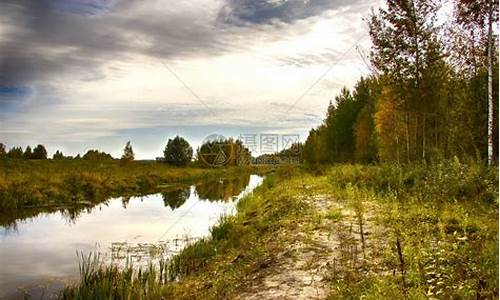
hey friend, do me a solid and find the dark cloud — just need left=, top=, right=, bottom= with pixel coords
left=217, top=0, right=355, bottom=25
left=0, top=0, right=240, bottom=88
left=1, top=0, right=131, bottom=86
left=0, top=0, right=368, bottom=92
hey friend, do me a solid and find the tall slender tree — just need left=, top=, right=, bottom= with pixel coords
left=454, top=0, right=499, bottom=163
left=121, top=141, right=135, bottom=162
left=487, top=0, right=495, bottom=165
left=369, top=0, right=444, bottom=162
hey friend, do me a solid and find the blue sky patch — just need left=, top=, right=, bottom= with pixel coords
left=0, top=86, right=32, bottom=112
left=42, top=0, right=117, bottom=16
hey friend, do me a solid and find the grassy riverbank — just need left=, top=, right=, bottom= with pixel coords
left=61, top=160, right=498, bottom=299
left=0, top=160, right=271, bottom=226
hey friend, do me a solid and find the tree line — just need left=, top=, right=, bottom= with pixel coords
left=0, top=144, right=49, bottom=160
left=163, top=136, right=252, bottom=167
left=0, top=143, right=116, bottom=161
left=303, top=0, right=498, bottom=165
left=0, top=135, right=252, bottom=167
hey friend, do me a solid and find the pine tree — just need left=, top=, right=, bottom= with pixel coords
left=121, top=141, right=135, bottom=162
left=53, top=150, right=64, bottom=160
left=7, top=147, right=23, bottom=159
left=23, top=146, right=32, bottom=159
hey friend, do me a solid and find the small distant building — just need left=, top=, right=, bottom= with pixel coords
left=156, top=157, right=165, bottom=162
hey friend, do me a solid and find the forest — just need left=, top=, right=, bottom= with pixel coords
left=303, top=0, right=498, bottom=165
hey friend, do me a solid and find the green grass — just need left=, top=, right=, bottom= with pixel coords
left=61, top=252, right=166, bottom=300
left=0, top=159, right=272, bottom=226
left=325, top=160, right=498, bottom=299
left=59, top=161, right=498, bottom=299
left=324, top=208, right=343, bottom=222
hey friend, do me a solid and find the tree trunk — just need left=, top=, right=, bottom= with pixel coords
left=423, top=114, right=426, bottom=160
left=487, top=0, right=494, bottom=165
left=395, top=111, right=401, bottom=165
left=396, top=135, right=400, bottom=166
left=406, top=112, right=411, bottom=163
left=415, top=113, right=419, bottom=160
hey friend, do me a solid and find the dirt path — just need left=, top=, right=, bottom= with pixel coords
left=238, top=193, right=381, bottom=300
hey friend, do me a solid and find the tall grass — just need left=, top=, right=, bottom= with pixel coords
left=62, top=252, right=165, bottom=300
left=326, top=158, right=498, bottom=203
left=61, top=224, right=252, bottom=299
left=326, top=159, right=498, bottom=299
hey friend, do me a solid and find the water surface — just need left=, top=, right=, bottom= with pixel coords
left=0, top=174, right=263, bottom=299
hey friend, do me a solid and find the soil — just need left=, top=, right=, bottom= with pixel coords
left=238, top=194, right=382, bottom=299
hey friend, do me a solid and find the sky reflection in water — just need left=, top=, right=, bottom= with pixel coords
left=0, top=175, right=263, bottom=299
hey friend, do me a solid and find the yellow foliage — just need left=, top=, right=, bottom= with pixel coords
left=374, top=86, right=405, bottom=163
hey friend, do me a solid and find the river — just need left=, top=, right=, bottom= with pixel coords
left=0, top=174, right=263, bottom=299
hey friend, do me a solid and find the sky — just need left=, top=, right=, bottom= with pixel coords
left=0, top=0, right=384, bottom=159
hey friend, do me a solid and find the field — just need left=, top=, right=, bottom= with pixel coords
left=61, top=160, right=498, bottom=299
left=0, top=159, right=270, bottom=226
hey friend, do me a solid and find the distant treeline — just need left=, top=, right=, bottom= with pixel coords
left=0, top=143, right=115, bottom=161
left=0, top=135, right=253, bottom=167
left=303, top=0, right=498, bottom=165
left=0, top=144, right=49, bottom=160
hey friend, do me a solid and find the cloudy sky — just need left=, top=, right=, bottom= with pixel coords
left=0, top=0, right=383, bottom=159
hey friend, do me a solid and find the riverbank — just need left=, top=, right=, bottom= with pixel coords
left=62, top=160, right=498, bottom=299
left=0, top=160, right=272, bottom=226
